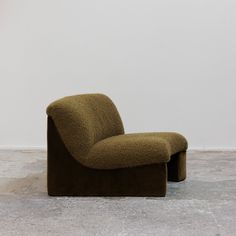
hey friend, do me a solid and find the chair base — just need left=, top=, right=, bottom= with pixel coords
left=167, top=151, right=186, bottom=182
left=47, top=117, right=186, bottom=197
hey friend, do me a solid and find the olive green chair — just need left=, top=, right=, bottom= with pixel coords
left=47, top=94, right=188, bottom=197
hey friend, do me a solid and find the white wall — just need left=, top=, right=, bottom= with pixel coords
left=0, top=0, right=236, bottom=149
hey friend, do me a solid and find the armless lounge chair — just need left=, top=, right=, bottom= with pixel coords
left=47, top=94, right=188, bottom=197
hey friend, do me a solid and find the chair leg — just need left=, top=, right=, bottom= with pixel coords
left=167, top=151, right=186, bottom=182
left=47, top=117, right=167, bottom=197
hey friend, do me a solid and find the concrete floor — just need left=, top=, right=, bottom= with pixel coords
left=0, top=150, right=236, bottom=236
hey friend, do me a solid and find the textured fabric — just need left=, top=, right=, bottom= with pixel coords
left=85, top=132, right=187, bottom=169
left=47, top=93, right=188, bottom=169
left=47, top=94, right=124, bottom=165
left=47, top=117, right=167, bottom=197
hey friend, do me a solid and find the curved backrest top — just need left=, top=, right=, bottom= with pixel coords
left=47, top=93, right=124, bottom=164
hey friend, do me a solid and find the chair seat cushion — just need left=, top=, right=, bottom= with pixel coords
left=84, top=132, right=188, bottom=169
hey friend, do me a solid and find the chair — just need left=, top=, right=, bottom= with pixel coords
left=47, top=94, right=187, bottom=197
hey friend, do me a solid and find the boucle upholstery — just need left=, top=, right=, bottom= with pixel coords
left=86, top=132, right=187, bottom=169
left=47, top=116, right=169, bottom=196
left=47, top=94, right=124, bottom=167
left=47, top=93, right=188, bottom=169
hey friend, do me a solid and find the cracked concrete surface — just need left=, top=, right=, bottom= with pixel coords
left=0, top=150, right=236, bottom=236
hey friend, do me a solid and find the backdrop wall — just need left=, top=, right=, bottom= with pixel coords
left=0, top=0, right=236, bottom=149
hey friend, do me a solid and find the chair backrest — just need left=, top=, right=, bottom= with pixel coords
left=47, top=94, right=124, bottom=163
